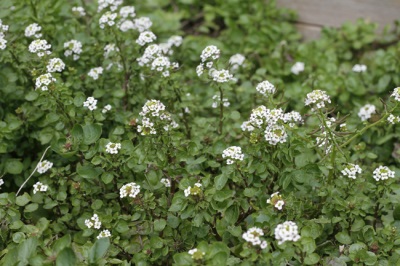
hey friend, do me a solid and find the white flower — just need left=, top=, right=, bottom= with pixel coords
left=133, top=17, right=152, bottom=32
left=267, top=192, right=285, bottom=210
left=99, top=12, right=117, bottom=29
left=98, top=0, right=123, bottom=12
left=0, top=38, right=7, bottom=50
left=283, top=111, right=303, bottom=127
left=373, top=166, right=395, bottom=181
left=83, top=96, right=98, bottom=111
left=37, top=160, right=53, bottom=174
left=136, top=31, right=157, bottom=46
left=341, top=163, right=362, bottom=179
left=105, top=142, right=121, bottom=154
left=104, top=43, right=119, bottom=57
left=358, top=104, right=376, bottom=121
left=291, top=62, right=305, bottom=75
left=211, top=69, right=233, bottom=83
left=35, top=73, right=56, bottom=91
left=119, top=6, right=135, bottom=18
left=88, top=67, right=104, bottom=80
left=97, top=229, right=111, bottom=239
left=391, top=87, right=400, bottom=102
left=167, top=36, right=183, bottom=47
left=265, top=124, right=287, bottom=145
left=352, top=64, right=367, bottom=73
left=242, top=227, right=266, bottom=247
left=140, top=100, right=166, bottom=117
left=102, top=104, right=112, bottom=114
left=46, top=58, right=65, bottom=73
left=274, top=221, right=301, bottom=245
left=119, top=20, right=135, bottom=32
left=64, top=40, right=82, bottom=60
left=33, top=182, right=48, bottom=194
left=222, top=146, right=244, bottom=164
left=184, top=183, right=202, bottom=197
left=388, top=114, right=400, bottom=124
left=28, top=39, right=52, bottom=57
left=212, top=95, right=230, bottom=108
left=200, top=45, right=220, bottom=62
left=196, top=64, right=204, bottom=77
left=188, top=248, right=205, bottom=260
left=304, top=90, right=331, bottom=110
left=120, top=182, right=140, bottom=198
left=229, top=54, right=245, bottom=66
left=85, top=214, right=101, bottom=229
left=0, top=178, right=4, bottom=188
left=256, top=80, right=276, bottom=95
left=160, top=178, right=171, bottom=187
left=25, top=23, right=42, bottom=38
left=72, top=6, right=86, bottom=16
left=151, top=56, right=171, bottom=74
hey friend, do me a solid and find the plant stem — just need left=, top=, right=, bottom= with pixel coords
left=218, top=86, right=224, bottom=135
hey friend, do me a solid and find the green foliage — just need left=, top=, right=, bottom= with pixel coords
left=1, top=0, right=400, bottom=265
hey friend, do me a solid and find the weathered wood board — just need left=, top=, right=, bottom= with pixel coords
left=276, top=0, right=400, bottom=40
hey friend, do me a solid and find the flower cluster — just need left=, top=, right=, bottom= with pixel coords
left=315, top=117, right=336, bottom=154
left=188, top=248, right=205, bottom=260
left=98, top=0, right=123, bottom=12
left=105, top=142, right=121, bottom=154
left=267, top=192, right=285, bottom=210
left=291, top=62, right=305, bottom=75
left=136, top=31, right=157, bottom=46
left=25, top=23, right=42, bottom=38
left=120, top=182, right=141, bottom=198
left=85, top=214, right=102, bottom=229
left=373, top=166, right=395, bottom=181
left=184, top=183, right=202, bottom=197
left=46, top=58, right=65, bottom=73
left=197, top=45, right=220, bottom=77
left=358, top=104, right=376, bottom=121
left=119, top=6, right=135, bottom=18
left=242, top=227, right=268, bottom=249
left=388, top=114, right=400, bottom=124
left=102, top=104, right=112, bottom=114
left=37, top=160, right=53, bottom=174
left=391, top=87, right=400, bottom=102
left=304, top=90, right=331, bottom=110
left=35, top=73, right=56, bottom=91
left=222, top=146, right=244, bottom=165
left=0, top=19, right=9, bottom=50
left=28, top=39, right=52, bottom=57
left=33, top=182, right=48, bottom=194
left=352, top=64, right=367, bottom=73
left=210, top=69, right=234, bottom=83
left=274, top=221, right=301, bottom=245
left=99, top=12, right=118, bottom=29
left=88, top=67, right=104, bottom=80
left=83, top=97, right=98, bottom=111
left=137, top=100, right=178, bottom=135
left=229, top=54, right=245, bottom=71
left=341, top=163, right=362, bottom=179
left=151, top=56, right=172, bottom=77
left=160, top=178, right=171, bottom=187
left=211, top=95, right=230, bottom=108
left=133, top=17, right=152, bottom=32
left=64, top=40, right=82, bottom=60
left=72, top=6, right=86, bottom=17
left=97, top=229, right=111, bottom=239
left=256, top=80, right=276, bottom=95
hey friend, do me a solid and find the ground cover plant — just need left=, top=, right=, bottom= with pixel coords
left=2, top=0, right=400, bottom=265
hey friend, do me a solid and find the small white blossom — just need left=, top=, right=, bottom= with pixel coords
left=28, top=39, right=51, bottom=57
left=274, top=221, right=301, bottom=245
left=160, top=178, right=171, bottom=187
left=188, top=248, right=205, bottom=260
left=196, top=64, right=204, bottom=77
left=388, top=114, right=400, bottom=124
left=25, top=23, right=42, bottom=38
left=256, top=80, right=276, bottom=95
left=391, top=87, right=400, bottom=102
left=352, top=64, right=367, bottom=73
left=304, top=90, right=331, bottom=110
left=64, top=40, right=82, bottom=60
left=98, top=0, right=123, bottom=12
left=37, top=160, right=53, bottom=174
left=167, top=36, right=183, bottom=47
left=211, top=69, right=233, bottom=83
left=102, top=104, right=112, bottom=114
left=212, top=95, right=230, bottom=108
left=85, top=214, right=101, bottom=229
left=0, top=38, right=7, bottom=50
left=105, top=142, right=121, bottom=154
left=341, top=163, right=362, bottom=179
left=358, top=104, right=376, bottom=121
left=72, top=6, right=86, bottom=16
left=97, top=229, right=111, bottom=239
left=88, top=67, right=104, bottom=80
left=136, top=31, right=157, bottom=46
left=99, top=12, right=117, bottom=29
left=222, top=146, right=244, bottom=165
left=119, top=6, right=135, bottom=18
left=200, top=45, right=220, bottom=62
left=83, top=96, right=98, bottom=111
left=229, top=54, right=245, bottom=70
left=35, top=73, right=56, bottom=91
left=46, top=58, right=65, bottom=73
left=33, top=182, right=48, bottom=194
left=373, top=166, right=395, bottom=181
left=265, top=124, right=287, bottom=145
left=120, top=182, right=140, bottom=198
left=0, top=178, right=4, bottom=188
left=184, top=183, right=202, bottom=197
left=291, top=62, right=305, bottom=75
left=119, top=20, right=135, bottom=32
left=133, top=17, right=152, bottom=32
left=267, top=192, right=285, bottom=210
left=242, top=227, right=267, bottom=248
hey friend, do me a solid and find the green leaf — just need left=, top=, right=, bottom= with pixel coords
left=25, top=91, right=38, bottom=101
left=101, top=172, right=114, bottom=184
left=24, top=203, right=38, bottom=212
left=301, top=237, right=316, bottom=254
left=304, top=253, right=320, bottom=265
left=16, top=193, right=31, bottom=206
left=17, top=237, right=38, bottom=264
left=214, top=174, right=228, bottom=190
left=71, top=124, right=84, bottom=141
left=335, top=231, right=352, bottom=244
left=77, top=164, right=103, bottom=179
left=5, top=159, right=23, bottom=174
left=53, top=234, right=71, bottom=253
left=173, top=253, right=192, bottom=266
left=56, top=248, right=76, bottom=266
left=213, top=189, right=234, bottom=202
left=89, top=238, right=110, bottom=264
left=154, top=219, right=167, bottom=231
left=82, top=124, right=102, bottom=145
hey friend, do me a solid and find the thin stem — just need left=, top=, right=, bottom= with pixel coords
left=16, top=146, right=51, bottom=196
left=218, top=86, right=224, bottom=135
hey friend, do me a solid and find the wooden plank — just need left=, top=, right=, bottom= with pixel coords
left=276, top=0, right=400, bottom=29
